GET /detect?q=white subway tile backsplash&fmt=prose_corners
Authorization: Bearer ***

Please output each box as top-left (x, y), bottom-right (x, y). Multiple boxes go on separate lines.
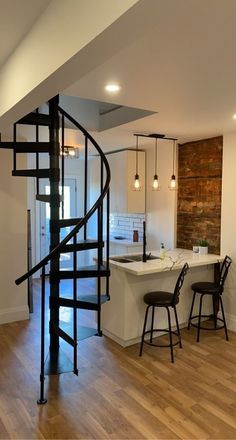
top-left (110, 212), bottom-right (145, 240)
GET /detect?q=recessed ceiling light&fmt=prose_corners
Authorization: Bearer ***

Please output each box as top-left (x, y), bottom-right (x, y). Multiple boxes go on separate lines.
top-left (232, 114), bottom-right (236, 120)
top-left (105, 83), bottom-right (120, 93)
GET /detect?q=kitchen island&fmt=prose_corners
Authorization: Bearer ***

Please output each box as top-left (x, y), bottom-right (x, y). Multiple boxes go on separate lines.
top-left (102, 249), bottom-right (223, 347)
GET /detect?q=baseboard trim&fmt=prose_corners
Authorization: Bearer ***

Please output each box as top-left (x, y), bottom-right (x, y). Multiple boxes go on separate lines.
top-left (103, 320), bottom-right (189, 348)
top-left (0, 306), bottom-right (29, 325)
top-left (225, 313), bottom-right (236, 332)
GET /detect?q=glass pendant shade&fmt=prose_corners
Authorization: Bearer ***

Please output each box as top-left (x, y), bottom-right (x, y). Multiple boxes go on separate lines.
top-left (152, 174), bottom-right (160, 191)
top-left (152, 138), bottom-right (160, 191)
top-left (134, 173), bottom-right (141, 190)
top-left (169, 174), bottom-right (177, 190)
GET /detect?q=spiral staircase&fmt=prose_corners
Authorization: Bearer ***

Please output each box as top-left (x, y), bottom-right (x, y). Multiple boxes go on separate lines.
top-left (0, 96), bottom-right (111, 403)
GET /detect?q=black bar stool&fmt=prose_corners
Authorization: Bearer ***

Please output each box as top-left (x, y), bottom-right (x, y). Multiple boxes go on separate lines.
top-left (188, 255), bottom-right (232, 342)
top-left (139, 263), bottom-right (189, 363)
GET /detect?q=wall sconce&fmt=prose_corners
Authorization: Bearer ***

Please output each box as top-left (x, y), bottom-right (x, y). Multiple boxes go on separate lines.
top-left (133, 135), bottom-right (141, 190)
top-left (152, 138), bottom-right (160, 191)
top-left (60, 145), bottom-right (80, 158)
top-left (169, 139), bottom-right (177, 190)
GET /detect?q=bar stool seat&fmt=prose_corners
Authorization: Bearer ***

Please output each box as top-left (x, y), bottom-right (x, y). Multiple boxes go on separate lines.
top-left (191, 282), bottom-right (221, 295)
top-left (144, 291), bottom-right (179, 307)
top-left (139, 263), bottom-right (189, 363)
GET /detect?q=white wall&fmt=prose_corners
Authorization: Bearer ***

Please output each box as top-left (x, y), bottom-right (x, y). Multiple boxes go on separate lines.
top-left (0, 0), bottom-right (143, 129)
top-left (0, 150), bottom-right (28, 323)
top-left (221, 133), bottom-right (236, 330)
top-left (144, 140), bottom-right (177, 252)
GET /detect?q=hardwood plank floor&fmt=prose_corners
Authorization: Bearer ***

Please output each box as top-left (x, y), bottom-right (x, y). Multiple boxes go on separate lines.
top-left (0, 280), bottom-right (236, 439)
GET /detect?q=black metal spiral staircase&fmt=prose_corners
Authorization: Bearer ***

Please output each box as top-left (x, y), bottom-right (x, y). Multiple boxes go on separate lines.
top-left (0, 96), bottom-right (111, 404)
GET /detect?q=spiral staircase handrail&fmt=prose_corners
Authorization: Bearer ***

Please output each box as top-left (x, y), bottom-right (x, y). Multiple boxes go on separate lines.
top-left (15, 106), bottom-right (110, 285)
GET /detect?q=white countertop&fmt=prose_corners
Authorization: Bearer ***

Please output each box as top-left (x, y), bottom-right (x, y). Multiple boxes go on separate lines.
top-left (109, 248), bottom-right (223, 276)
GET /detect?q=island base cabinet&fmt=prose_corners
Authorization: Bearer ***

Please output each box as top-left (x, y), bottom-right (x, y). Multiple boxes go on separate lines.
top-left (102, 264), bottom-right (214, 347)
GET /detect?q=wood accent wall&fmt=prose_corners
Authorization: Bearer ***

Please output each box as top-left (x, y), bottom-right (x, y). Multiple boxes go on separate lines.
top-left (177, 136), bottom-right (223, 254)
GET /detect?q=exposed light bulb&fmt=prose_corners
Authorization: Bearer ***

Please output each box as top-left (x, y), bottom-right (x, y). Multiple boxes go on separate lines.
top-left (134, 173), bottom-right (141, 190)
top-left (69, 149), bottom-right (75, 156)
top-left (169, 174), bottom-right (177, 190)
top-left (152, 174), bottom-right (160, 191)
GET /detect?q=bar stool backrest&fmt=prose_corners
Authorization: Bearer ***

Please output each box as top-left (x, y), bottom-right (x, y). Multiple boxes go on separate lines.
top-left (219, 255), bottom-right (232, 293)
top-left (173, 262), bottom-right (189, 305)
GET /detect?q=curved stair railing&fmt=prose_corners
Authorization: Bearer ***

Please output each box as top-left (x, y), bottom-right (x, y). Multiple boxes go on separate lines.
top-left (0, 96), bottom-right (111, 404)
top-left (15, 106), bottom-right (110, 285)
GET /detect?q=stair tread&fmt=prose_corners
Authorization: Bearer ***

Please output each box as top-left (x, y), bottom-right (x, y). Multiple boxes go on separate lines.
top-left (17, 112), bottom-right (51, 126)
top-left (60, 293), bottom-right (108, 305)
top-left (60, 240), bottom-right (103, 252)
top-left (12, 169), bottom-right (50, 178)
top-left (57, 217), bottom-right (83, 228)
top-left (0, 142), bottom-right (50, 153)
top-left (52, 265), bottom-right (110, 279)
top-left (60, 323), bottom-right (97, 342)
top-left (36, 194), bottom-right (63, 203)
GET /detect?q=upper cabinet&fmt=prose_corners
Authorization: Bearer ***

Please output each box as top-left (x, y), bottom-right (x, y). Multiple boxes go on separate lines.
top-left (108, 150), bottom-right (146, 213)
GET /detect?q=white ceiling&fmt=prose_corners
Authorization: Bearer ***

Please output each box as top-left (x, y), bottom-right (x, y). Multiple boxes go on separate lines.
top-left (64, 0), bottom-right (236, 147)
top-left (0, 0), bottom-right (50, 68)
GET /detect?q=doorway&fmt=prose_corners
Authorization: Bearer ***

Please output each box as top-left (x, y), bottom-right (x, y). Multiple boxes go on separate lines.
top-left (39, 178), bottom-right (77, 270)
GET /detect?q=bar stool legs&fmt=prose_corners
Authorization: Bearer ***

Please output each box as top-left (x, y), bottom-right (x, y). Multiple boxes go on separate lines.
top-left (219, 296), bottom-right (229, 341)
top-left (166, 307), bottom-right (174, 363)
top-left (139, 305), bottom-right (150, 356)
top-left (139, 305), bottom-right (182, 362)
top-left (174, 305), bottom-right (182, 348)
top-left (187, 291), bottom-right (196, 330)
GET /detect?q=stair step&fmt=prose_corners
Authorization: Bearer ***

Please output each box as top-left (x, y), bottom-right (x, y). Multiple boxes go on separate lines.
top-left (12, 169), bottom-right (50, 178)
top-left (0, 142), bottom-right (50, 153)
top-left (50, 294), bottom-right (108, 311)
top-left (56, 217), bottom-right (83, 228)
top-left (44, 348), bottom-right (74, 376)
top-left (17, 112), bottom-right (51, 127)
top-left (36, 194), bottom-right (63, 203)
top-left (60, 240), bottom-right (103, 253)
top-left (51, 265), bottom-right (110, 280)
top-left (78, 294), bottom-right (109, 305)
top-left (15, 142), bottom-right (50, 153)
top-left (60, 323), bottom-right (97, 342)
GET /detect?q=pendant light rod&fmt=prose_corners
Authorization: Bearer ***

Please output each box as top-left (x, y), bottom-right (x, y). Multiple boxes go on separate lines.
top-left (135, 134), bottom-right (139, 175)
top-left (154, 138), bottom-right (157, 175)
top-left (172, 139), bottom-right (176, 175)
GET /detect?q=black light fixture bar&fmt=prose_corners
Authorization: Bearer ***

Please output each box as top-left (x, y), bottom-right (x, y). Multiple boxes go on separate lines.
top-left (134, 133), bottom-right (177, 141)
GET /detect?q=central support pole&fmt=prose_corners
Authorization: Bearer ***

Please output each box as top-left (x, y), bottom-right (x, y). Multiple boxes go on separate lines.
top-left (49, 96), bottom-right (60, 354)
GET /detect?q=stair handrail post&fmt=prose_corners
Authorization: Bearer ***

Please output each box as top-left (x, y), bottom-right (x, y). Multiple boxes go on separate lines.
top-left (37, 265), bottom-right (47, 404)
top-left (84, 135), bottom-right (88, 240)
top-left (48, 95), bottom-right (61, 354)
top-left (73, 234), bottom-right (78, 375)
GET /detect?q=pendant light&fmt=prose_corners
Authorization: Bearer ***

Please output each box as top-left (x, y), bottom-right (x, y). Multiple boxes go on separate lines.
top-left (169, 139), bottom-right (177, 190)
top-left (152, 138), bottom-right (160, 190)
top-left (133, 135), bottom-right (141, 190)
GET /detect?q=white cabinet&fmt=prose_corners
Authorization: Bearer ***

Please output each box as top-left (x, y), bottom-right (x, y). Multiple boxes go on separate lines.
top-left (108, 150), bottom-right (145, 213)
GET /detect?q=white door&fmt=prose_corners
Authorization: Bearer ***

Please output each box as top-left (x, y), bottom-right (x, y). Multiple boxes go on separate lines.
top-left (40, 178), bottom-right (77, 269)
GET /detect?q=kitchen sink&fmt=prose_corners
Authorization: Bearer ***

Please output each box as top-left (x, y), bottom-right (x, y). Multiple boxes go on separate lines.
top-left (126, 254), bottom-right (160, 261)
top-left (110, 254), bottom-right (160, 263)
top-left (110, 257), bottom-right (134, 263)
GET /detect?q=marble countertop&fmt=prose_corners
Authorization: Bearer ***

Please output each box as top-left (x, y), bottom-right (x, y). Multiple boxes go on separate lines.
top-left (109, 248), bottom-right (223, 276)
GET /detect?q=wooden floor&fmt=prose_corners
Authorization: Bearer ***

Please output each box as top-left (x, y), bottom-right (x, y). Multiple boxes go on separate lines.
top-left (0, 281), bottom-right (236, 439)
